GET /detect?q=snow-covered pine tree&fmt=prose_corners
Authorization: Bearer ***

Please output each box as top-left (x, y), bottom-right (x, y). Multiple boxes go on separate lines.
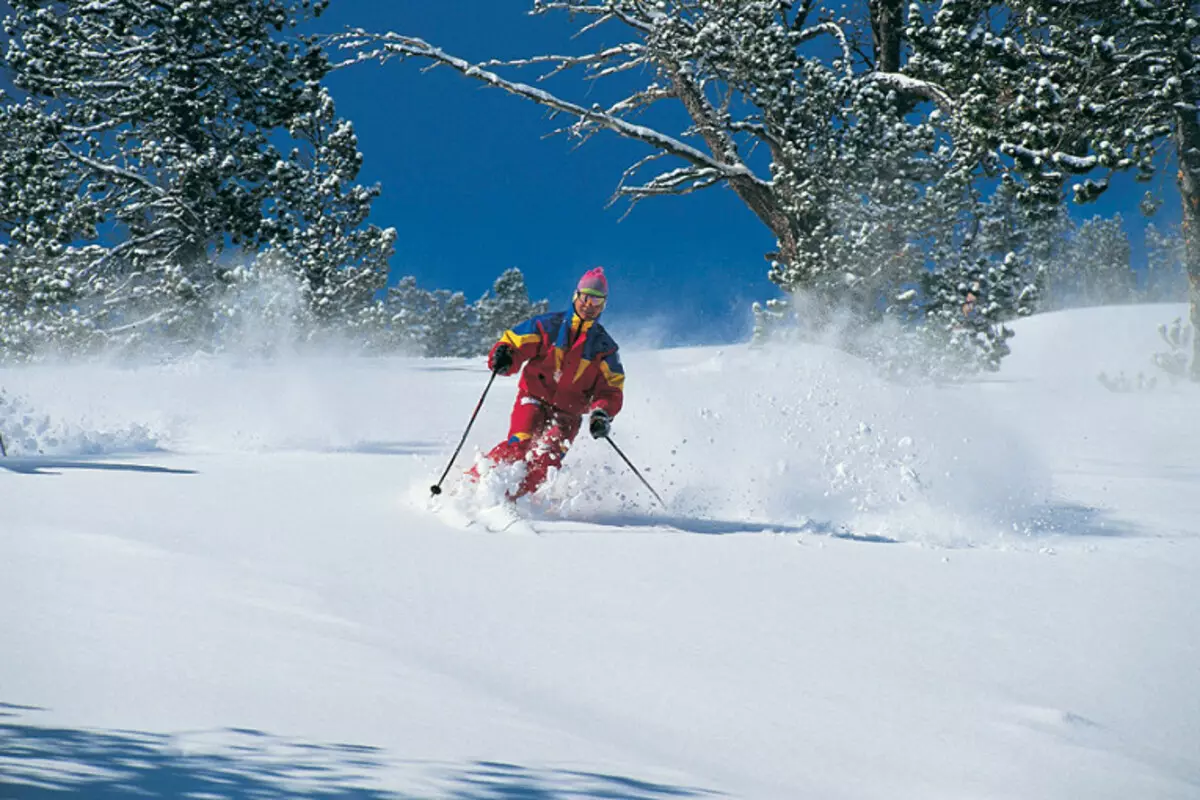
top-left (752, 118), bottom-right (1047, 375)
top-left (1145, 223), bottom-right (1188, 302)
top-left (381, 276), bottom-right (434, 354)
top-left (0, 84), bottom-right (108, 358)
top-left (1052, 215), bottom-right (1134, 309)
top-left (263, 84), bottom-right (395, 334)
top-left (474, 268), bottom-right (548, 353)
top-left (378, 269), bottom-right (548, 357)
top-left (0, 243), bottom-right (100, 360)
top-left (915, 254), bottom-right (1030, 375)
top-left (970, 175), bottom-right (1065, 295)
top-left (1, 0), bottom-right (391, 356)
top-left (423, 290), bottom-right (478, 359)
top-left (907, 0), bottom-right (1200, 374)
top-left (764, 77), bottom-right (974, 325)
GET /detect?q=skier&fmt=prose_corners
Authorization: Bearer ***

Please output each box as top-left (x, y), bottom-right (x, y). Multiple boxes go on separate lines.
top-left (469, 267), bottom-right (624, 498)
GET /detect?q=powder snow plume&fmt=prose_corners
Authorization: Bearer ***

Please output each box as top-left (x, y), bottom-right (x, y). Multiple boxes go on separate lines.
top-left (535, 339), bottom-right (1054, 546)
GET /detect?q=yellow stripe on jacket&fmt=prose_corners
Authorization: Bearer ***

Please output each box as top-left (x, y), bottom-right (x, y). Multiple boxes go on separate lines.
top-left (599, 359), bottom-right (624, 390)
top-left (500, 329), bottom-right (541, 350)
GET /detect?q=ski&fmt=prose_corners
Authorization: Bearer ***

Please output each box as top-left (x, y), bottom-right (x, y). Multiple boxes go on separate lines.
top-left (473, 503), bottom-right (538, 535)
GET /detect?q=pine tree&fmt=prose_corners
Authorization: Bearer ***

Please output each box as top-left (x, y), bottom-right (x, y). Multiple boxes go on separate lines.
top-left (908, 0), bottom-right (1200, 372)
top-left (1054, 215), bottom-right (1134, 308)
top-left (423, 290), bottom-right (477, 358)
top-left (263, 85), bottom-right (395, 326)
top-left (381, 276), bottom-right (433, 354)
top-left (917, 252), bottom-right (1036, 375)
top-left (1145, 224), bottom-right (1188, 302)
top-left (0, 243), bottom-right (100, 359)
top-left (474, 268), bottom-right (548, 353)
top-left (971, 177), bottom-right (1068, 281)
top-left (377, 268), bottom-right (548, 358)
top-left (0, 0), bottom-right (392, 356)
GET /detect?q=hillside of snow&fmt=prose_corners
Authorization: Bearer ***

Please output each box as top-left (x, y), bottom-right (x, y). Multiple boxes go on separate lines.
top-left (2, 303), bottom-right (1199, 799)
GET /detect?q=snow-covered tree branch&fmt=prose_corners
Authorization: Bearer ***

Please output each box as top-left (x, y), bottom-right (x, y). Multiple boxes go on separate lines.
top-left (329, 0), bottom-right (1047, 376)
top-left (329, 31), bottom-right (759, 185)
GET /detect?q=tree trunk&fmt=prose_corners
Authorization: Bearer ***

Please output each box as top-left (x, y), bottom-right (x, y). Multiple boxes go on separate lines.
top-left (665, 63), bottom-right (804, 267)
top-left (869, 0), bottom-right (904, 73)
top-left (1174, 105), bottom-right (1200, 379)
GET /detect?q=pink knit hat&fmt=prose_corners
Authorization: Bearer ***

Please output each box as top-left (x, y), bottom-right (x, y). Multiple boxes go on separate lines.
top-left (576, 267), bottom-right (608, 297)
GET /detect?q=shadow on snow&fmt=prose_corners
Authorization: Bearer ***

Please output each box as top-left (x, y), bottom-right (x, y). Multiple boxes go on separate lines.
top-left (1014, 502), bottom-right (1138, 538)
top-left (0, 457), bottom-right (197, 476)
top-left (0, 705), bottom-right (716, 800)
top-left (539, 504), bottom-right (1137, 543)
top-left (330, 440), bottom-right (447, 457)
top-left (539, 510), bottom-right (898, 543)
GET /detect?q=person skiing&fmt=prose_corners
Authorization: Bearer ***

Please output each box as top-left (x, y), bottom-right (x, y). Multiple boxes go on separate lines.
top-left (470, 267), bottom-right (624, 498)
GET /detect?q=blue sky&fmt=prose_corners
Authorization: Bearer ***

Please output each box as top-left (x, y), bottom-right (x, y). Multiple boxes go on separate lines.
top-left (312, 2), bottom-right (1184, 344)
top-left (310, 3), bottom-right (776, 344)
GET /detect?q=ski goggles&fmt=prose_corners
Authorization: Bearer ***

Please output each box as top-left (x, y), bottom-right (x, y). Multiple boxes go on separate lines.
top-left (575, 289), bottom-right (607, 307)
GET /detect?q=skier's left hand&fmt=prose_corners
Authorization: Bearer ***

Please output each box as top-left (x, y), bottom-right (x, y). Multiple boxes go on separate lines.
top-left (491, 344), bottom-right (514, 374)
top-left (589, 409), bottom-right (611, 439)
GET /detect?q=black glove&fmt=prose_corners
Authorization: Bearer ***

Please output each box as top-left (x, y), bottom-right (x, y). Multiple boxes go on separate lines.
top-left (491, 344), bottom-right (514, 374)
top-left (589, 409), bottom-right (611, 439)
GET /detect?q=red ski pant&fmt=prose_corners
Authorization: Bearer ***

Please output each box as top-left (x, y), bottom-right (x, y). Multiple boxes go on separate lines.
top-left (478, 393), bottom-right (581, 498)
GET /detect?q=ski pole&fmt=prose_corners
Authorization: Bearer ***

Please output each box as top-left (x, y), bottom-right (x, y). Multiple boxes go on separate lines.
top-left (430, 369), bottom-right (498, 496)
top-left (603, 435), bottom-right (665, 508)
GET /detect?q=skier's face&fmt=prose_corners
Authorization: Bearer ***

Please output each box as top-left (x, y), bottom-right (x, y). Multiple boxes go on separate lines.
top-left (574, 290), bottom-right (606, 320)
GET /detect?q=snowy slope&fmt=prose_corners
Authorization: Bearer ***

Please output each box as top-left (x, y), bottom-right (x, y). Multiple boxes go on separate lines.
top-left (2, 303), bottom-right (1199, 799)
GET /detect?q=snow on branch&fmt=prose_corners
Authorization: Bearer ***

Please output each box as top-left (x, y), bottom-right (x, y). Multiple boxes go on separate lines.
top-left (1037, 0), bottom-right (1123, 11)
top-left (797, 22), bottom-right (853, 79)
top-left (610, 157), bottom-right (723, 219)
top-left (606, 85), bottom-right (673, 116)
top-left (530, 1), bottom-right (657, 34)
top-left (328, 30), bottom-right (763, 186)
top-left (776, 0), bottom-right (817, 30)
top-left (729, 119), bottom-right (786, 159)
top-left (477, 44), bottom-right (646, 83)
top-left (861, 72), bottom-right (955, 116)
top-left (620, 165), bottom-right (723, 197)
top-left (999, 142), bottom-right (1099, 173)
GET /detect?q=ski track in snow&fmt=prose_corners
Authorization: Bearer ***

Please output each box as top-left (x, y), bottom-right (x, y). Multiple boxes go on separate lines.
top-left (3, 304), bottom-right (1200, 799)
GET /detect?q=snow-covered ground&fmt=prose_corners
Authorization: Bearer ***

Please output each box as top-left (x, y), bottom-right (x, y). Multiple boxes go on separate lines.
top-left (2, 303), bottom-right (1198, 799)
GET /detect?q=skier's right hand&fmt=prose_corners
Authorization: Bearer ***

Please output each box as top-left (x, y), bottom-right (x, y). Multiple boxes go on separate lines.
top-left (491, 344), bottom-right (514, 374)
top-left (589, 409), bottom-right (611, 439)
